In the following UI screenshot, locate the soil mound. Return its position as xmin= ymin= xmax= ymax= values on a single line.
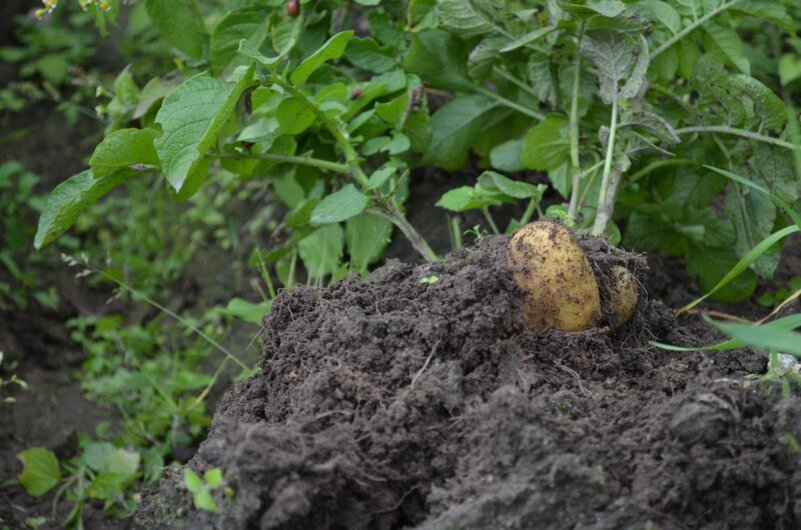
xmin=136 ymin=236 xmax=800 ymax=530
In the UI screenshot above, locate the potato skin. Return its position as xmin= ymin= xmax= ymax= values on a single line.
xmin=505 ymin=220 xmax=602 ymax=331
xmin=609 ymin=265 xmax=638 ymax=328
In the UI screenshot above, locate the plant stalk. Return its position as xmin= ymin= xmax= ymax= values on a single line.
xmin=216 ymin=153 xmax=350 ymax=174
xmin=675 ymin=126 xmax=801 ymax=151
xmin=592 ymin=96 xmax=619 ymax=236
xmin=567 ymin=21 xmax=585 ymax=221
xmin=650 ymin=0 xmax=743 ymax=60
xmin=373 ymin=206 xmax=437 ymax=263
xmin=474 ymin=86 xmax=544 ymax=121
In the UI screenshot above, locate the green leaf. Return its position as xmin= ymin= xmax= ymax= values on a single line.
xmin=104 ymin=448 xmax=140 ymax=478
xmin=734 ymin=1 xmax=795 ymax=34
xmin=467 ymin=36 xmax=505 ymax=81
xmin=89 ymin=128 xmax=160 ymax=177
xmin=725 ymin=180 xmax=778 ymax=278
xmin=559 ymin=0 xmax=626 ymax=18
xmin=424 ymin=94 xmax=496 ymax=171
xmin=298 ymin=224 xmax=344 ymax=282
xmin=346 ymin=214 xmax=393 ymax=273
xmin=403 ymin=29 xmax=471 ymax=92
xmin=436 ymin=0 xmax=493 ymax=36
xmin=435 ymin=185 xmax=506 ymax=212
xmin=520 ymin=115 xmax=569 ymax=171
xmin=237 ymin=38 xmax=295 ymax=67
xmin=490 ymin=139 xmax=525 ymax=172
xmin=154 ymin=67 xmax=254 ymax=193
xmin=183 ymin=469 xmax=203 ymax=493
xmin=779 ymin=54 xmax=801 ymax=87
xmin=223 ymin=298 xmax=269 ymax=324
xmin=133 ymin=77 xmax=180 ymax=119
xmin=311 ymin=185 xmax=370 ymax=225
xmin=582 ymin=30 xmax=649 ymax=103
xmin=681 ymin=225 xmax=801 ymax=312
xmin=702 ymin=21 xmax=749 ymax=75
xmin=654 ymin=313 xmax=801 ymax=352
xmin=145 ymin=0 xmax=205 ymax=59
xmin=709 ymin=319 xmax=801 ymax=356
xmin=634 ymin=0 xmax=680 ymax=34
xmin=291 ymin=31 xmax=355 ymax=85
xmin=210 ymin=7 xmax=268 ymax=74
xmin=82 ymin=442 xmax=116 ymax=473
xmin=344 ymin=38 xmax=395 ymax=73
xmin=204 ymin=468 xmax=224 ymax=489
xmin=727 ymin=75 xmax=786 ymax=131
xmin=687 ymin=248 xmax=758 ymax=303
xmin=34 ymin=169 xmax=135 ymax=250
xmin=194 ymin=489 xmax=219 ymax=512
xmin=477 ymin=171 xmax=543 ymax=199
xmin=276 ymin=97 xmax=315 ymax=134
xmin=17 ymin=448 xmax=60 ymax=498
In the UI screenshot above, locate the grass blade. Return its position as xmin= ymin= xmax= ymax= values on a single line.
xmin=653 ymin=313 xmax=801 ymax=351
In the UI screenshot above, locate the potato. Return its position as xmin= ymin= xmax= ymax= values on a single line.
xmin=505 ymin=220 xmax=602 ymax=332
xmin=609 ymin=265 xmax=638 ymax=328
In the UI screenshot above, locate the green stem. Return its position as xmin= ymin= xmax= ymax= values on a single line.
xmin=592 ymin=96 xmax=619 ymax=236
xmin=567 ymin=21 xmax=585 ymax=220
xmin=519 ymin=197 xmax=538 ymax=226
xmin=474 ymin=86 xmax=544 ymax=121
xmin=450 ymin=216 xmax=462 ymax=250
xmin=372 ymin=206 xmax=438 ymax=263
xmin=650 ymin=0 xmax=742 ymax=60
xmin=629 ymin=158 xmax=700 ymax=182
xmin=481 ymin=207 xmax=500 ymax=235
xmin=675 ymin=126 xmax=801 ymax=151
xmin=492 ymin=67 xmax=541 ymax=101
xmin=270 ymin=75 xmax=370 ymax=186
xmin=216 ymin=153 xmax=350 ymax=174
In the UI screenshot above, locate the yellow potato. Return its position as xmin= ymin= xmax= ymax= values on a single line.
xmin=609 ymin=265 xmax=638 ymax=328
xmin=505 ymin=220 xmax=602 ymax=331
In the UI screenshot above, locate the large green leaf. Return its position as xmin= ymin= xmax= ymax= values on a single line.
xmin=89 ymin=128 xmax=160 ymax=178
xmin=520 ymin=115 xmax=570 ymax=171
xmin=34 ymin=169 xmax=135 ymax=250
xmin=344 ymin=37 xmax=395 ymax=73
xmin=17 ymin=448 xmax=61 ymax=498
xmin=725 ymin=180 xmax=778 ymax=278
xmin=154 ymin=66 xmax=254 ymax=193
xmin=298 ymin=224 xmax=344 ymax=282
xmin=290 ymin=31 xmax=354 ymax=85
xmin=424 ymin=94 xmax=496 ymax=171
xmin=582 ymin=30 xmax=649 ymax=104
xmin=702 ymin=21 xmax=749 ymax=75
xmin=145 ymin=0 xmax=205 ymax=59
xmin=311 ymin=184 xmax=371 ymax=225
xmin=210 ymin=6 xmax=268 ymax=74
xmin=403 ymin=29 xmax=471 ymax=92
xmin=436 ymin=0 xmax=494 ymax=37
xmin=346 ymin=213 xmax=393 ymax=274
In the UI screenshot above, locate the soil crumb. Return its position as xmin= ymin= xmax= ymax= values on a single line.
xmin=136 ymin=235 xmax=798 ymax=530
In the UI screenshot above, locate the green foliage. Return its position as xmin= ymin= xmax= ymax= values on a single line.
xmin=17 ymin=448 xmax=61 ymax=497
xmin=31 ymin=0 xmax=800 ymax=301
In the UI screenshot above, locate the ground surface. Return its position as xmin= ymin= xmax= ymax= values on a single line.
xmin=135 ymin=235 xmax=801 ymax=530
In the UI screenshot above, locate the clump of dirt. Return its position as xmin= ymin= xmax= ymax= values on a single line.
xmin=136 ymin=233 xmax=798 ymax=530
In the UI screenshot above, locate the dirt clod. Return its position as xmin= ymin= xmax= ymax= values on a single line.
xmin=136 ymin=236 xmax=801 ymax=530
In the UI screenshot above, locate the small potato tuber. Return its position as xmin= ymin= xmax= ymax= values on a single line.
xmin=505 ymin=220 xmax=639 ymax=332
xmin=609 ymin=265 xmax=638 ymax=329
xmin=506 ymin=220 xmax=602 ymax=331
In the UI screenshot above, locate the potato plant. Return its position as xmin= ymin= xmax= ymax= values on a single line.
xmin=33 ymin=0 xmax=801 ymax=302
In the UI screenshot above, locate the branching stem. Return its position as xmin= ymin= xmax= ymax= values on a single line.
xmin=650 ymin=0 xmax=743 ymax=60
xmin=675 ymin=126 xmax=801 ymax=151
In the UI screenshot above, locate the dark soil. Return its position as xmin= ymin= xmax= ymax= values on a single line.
xmin=135 ymin=233 xmax=801 ymax=530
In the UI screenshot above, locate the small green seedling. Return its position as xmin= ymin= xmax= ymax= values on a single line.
xmin=420 ymin=275 xmax=439 ymax=285
xmin=184 ymin=468 xmax=232 ymax=513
